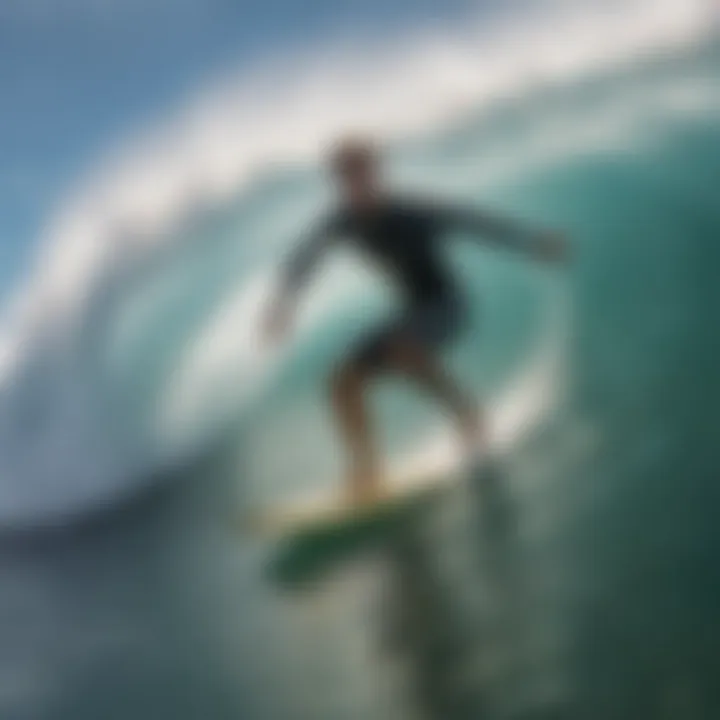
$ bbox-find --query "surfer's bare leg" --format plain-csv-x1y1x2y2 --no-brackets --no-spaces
330,362,382,503
329,333,481,505
387,338,485,453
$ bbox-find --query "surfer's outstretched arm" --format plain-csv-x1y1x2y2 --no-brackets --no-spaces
262,216,339,343
438,204,568,262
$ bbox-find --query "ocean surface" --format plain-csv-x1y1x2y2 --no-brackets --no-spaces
0,1,719,718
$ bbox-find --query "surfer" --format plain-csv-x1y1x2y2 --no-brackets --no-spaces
262,138,568,505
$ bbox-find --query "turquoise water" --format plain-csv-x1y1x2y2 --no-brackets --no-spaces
0,32,718,720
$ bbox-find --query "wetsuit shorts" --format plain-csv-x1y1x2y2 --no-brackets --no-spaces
351,293,467,371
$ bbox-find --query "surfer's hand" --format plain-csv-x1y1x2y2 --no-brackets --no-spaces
534,231,569,264
262,299,293,346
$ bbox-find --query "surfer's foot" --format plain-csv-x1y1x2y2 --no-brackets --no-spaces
346,467,385,508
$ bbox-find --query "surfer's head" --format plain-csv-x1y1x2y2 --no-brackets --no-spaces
328,136,382,209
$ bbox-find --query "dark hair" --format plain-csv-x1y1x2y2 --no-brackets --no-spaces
328,136,378,177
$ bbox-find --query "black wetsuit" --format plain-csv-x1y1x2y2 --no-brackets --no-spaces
282,196,536,368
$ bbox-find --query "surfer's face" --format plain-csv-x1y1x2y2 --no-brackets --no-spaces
332,147,382,210
340,164,379,208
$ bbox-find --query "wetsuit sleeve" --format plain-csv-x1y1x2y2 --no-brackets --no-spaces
433,203,543,253
279,212,342,298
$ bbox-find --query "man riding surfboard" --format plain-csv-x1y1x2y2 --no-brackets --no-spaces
262,138,568,505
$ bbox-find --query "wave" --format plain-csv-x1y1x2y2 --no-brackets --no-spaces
0,0,716,527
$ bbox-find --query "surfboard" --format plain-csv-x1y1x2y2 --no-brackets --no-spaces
248,461,460,537
249,458,470,588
